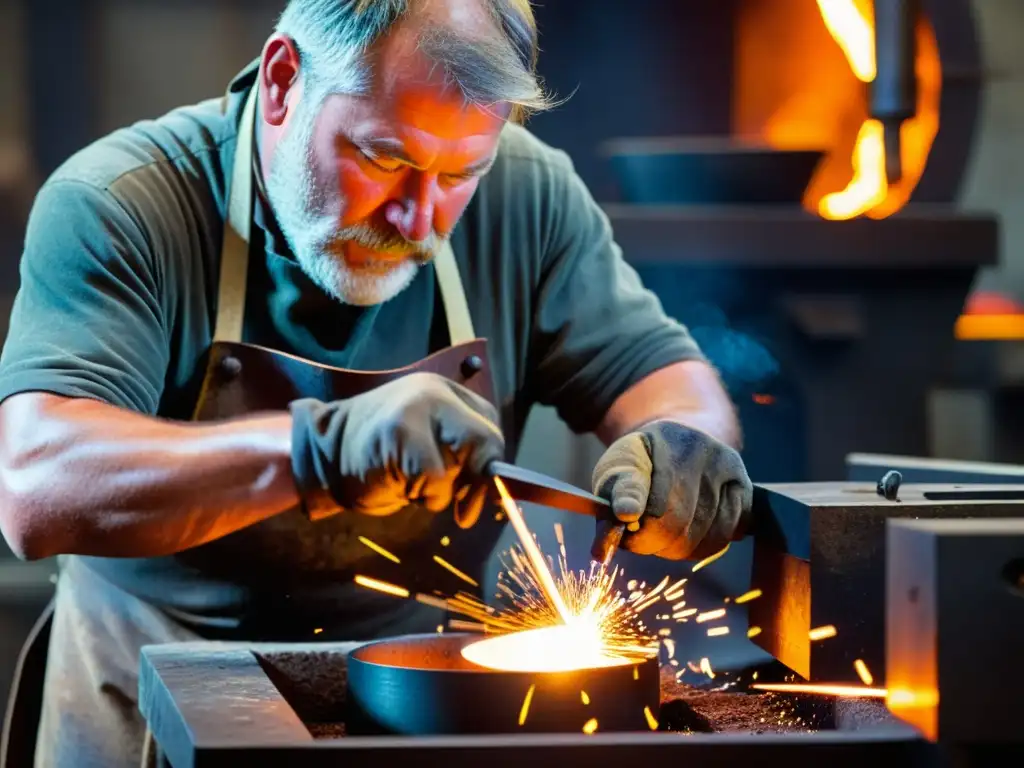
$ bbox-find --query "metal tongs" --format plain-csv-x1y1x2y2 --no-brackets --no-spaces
487,461,627,568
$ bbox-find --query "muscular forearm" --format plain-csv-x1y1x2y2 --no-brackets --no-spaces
596,360,742,450
0,393,297,560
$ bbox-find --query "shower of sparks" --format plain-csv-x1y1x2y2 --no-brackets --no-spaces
582,718,599,735
518,684,536,726
350,480,782,682
453,546,660,664
580,691,590,705
643,706,659,730
692,543,730,572
753,683,887,698
493,477,573,623
358,536,401,563
854,659,874,686
353,575,410,599
433,555,480,587
809,625,838,641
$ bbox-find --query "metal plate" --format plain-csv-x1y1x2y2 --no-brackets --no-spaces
886,518,1024,744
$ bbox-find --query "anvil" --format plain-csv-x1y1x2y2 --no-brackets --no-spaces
745,482,1024,682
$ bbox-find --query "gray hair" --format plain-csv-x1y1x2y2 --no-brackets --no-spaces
275,0,554,123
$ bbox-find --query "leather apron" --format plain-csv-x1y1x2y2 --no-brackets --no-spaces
2,85,499,768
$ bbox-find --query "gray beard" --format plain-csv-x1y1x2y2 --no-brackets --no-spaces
262,92,445,307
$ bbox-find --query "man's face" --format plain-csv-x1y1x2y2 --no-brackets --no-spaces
260,31,510,306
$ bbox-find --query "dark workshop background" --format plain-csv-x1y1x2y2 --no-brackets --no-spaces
1,0,1023,707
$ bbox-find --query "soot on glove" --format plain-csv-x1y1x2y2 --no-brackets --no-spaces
289,373,505,528
591,420,753,561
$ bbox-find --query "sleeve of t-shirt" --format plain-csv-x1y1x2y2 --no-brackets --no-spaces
527,155,707,435
0,179,169,414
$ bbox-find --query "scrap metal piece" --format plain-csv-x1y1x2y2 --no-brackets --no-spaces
886,518,1024,744
747,483,1024,681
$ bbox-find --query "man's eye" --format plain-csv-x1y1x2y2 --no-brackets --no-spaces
440,172,473,186
360,151,402,173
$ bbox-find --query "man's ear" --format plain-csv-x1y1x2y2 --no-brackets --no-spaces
259,34,302,127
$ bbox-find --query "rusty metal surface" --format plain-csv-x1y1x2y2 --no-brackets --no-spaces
747,483,1024,681
886,518,1024,745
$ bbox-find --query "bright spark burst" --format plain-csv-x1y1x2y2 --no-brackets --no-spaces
351,478,779,686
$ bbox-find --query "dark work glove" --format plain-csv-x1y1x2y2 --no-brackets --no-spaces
591,420,753,561
289,373,505,528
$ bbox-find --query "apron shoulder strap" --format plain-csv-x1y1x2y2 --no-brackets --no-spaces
214,86,476,347
433,240,476,345
214,86,257,344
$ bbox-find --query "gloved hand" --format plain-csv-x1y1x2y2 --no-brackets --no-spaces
591,420,753,561
289,373,505,528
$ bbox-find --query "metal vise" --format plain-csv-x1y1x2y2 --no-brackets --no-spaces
746,482,1024,682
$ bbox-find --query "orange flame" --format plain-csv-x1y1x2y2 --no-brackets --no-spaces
814,0,941,220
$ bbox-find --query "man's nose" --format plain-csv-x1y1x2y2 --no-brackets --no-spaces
385,172,437,243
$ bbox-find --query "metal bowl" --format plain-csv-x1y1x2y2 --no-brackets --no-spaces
346,633,660,735
601,136,825,206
